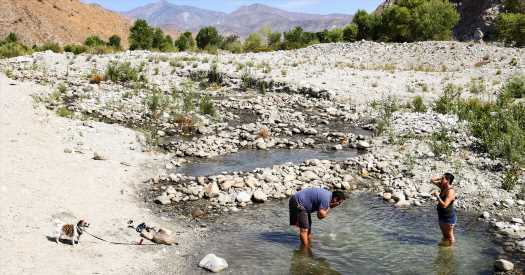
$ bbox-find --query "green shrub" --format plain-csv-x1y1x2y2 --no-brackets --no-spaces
0,42,32,58
64,44,88,54
129,19,154,50
502,168,520,191
56,106,73,118
502,75,525,99
36,42,62,53
430,128,454,157
4,32,18,43
145,88,170,119
84,36,106,47
496,13,525,47
243,32,266,52
435,77,525,164
326,28,344,43
199,94,216,116
411,96,427,113
151,28,175,52
175,32,195,51
343,24,359,42
410,0,459,41
371,96,400,136
503,0,525,13
353,10,378,40
207,63,223,84
468,77,486,94
433,84,462,114
240,68,257,91
352,0,459,42
266,31,282,50
196,26,222,50
282,27,318,50
105,62,139,83
108,35,122,49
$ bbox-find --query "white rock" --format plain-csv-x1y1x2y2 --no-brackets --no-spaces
252,190,268,203
392,191,406,202
154,194,171,205
482,211,490,219
342,174,354,182
300,171,318,181
383,192,392,200
93,151,107,160
256,142,267,150
511,218,524,224
205,182,220,198
199,254,228,273
236,191,251,203
356,141,370,149
494,259,514,272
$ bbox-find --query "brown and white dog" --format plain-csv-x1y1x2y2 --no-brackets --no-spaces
54,219,90,246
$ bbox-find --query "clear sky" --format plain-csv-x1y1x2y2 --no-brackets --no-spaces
82,0,383,15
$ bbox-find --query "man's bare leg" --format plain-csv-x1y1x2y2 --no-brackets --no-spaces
300,228,310,247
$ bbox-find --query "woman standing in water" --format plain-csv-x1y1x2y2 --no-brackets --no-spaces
431,173,456,246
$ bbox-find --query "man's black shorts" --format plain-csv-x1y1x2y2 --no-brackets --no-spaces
289,195,311,230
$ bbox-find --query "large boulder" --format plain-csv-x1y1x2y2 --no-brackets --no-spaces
205,182,220,198
199,254,228,273
154,194,171,205
252,190,268,203
236,191,251,203
494,259,514,272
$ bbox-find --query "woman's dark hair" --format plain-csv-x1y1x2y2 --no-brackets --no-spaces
443,173,454,184
332,190,346,201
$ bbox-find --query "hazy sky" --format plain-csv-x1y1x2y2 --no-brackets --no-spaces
82,0,383,15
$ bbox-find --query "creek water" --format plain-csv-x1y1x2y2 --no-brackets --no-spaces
176,149,358,177
192,193,500,275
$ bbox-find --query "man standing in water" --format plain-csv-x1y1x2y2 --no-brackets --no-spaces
431,173,457,247
289,188,346,247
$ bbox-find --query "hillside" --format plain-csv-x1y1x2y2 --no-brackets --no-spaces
0,0,131,46
124,1,353,37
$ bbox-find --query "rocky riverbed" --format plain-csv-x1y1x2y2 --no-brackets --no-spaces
2,41,524,273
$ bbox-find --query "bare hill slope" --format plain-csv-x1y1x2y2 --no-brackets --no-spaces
0,0,131,46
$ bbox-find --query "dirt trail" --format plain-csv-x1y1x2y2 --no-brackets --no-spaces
0,74,185,274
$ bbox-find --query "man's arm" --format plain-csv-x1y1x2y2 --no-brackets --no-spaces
437,189,455,208
317,208,328,219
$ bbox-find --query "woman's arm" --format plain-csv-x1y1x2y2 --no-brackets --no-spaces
431,176,442,186
437,189,455,208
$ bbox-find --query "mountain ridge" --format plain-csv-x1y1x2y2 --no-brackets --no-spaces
123,1,353,37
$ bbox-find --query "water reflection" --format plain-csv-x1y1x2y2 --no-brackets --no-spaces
290,247,341,275
433,247,458,275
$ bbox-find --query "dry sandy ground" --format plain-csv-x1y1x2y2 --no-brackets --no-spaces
0,73,187,274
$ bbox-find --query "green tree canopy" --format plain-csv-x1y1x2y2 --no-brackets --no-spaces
129,19,154,50
196,26,221,49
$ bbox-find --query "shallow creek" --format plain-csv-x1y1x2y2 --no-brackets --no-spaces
189,193,501,275
176,149,359,177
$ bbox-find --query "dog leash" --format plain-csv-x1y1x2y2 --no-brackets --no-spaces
82,229,165,246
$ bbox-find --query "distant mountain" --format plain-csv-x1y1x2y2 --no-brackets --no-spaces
0,0,131,46
123,1,353,37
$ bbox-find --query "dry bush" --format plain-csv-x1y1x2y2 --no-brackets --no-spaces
175,114,193,133
339,136,349,145
89,73,105,84
258,127,270,139
474,59,491,67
